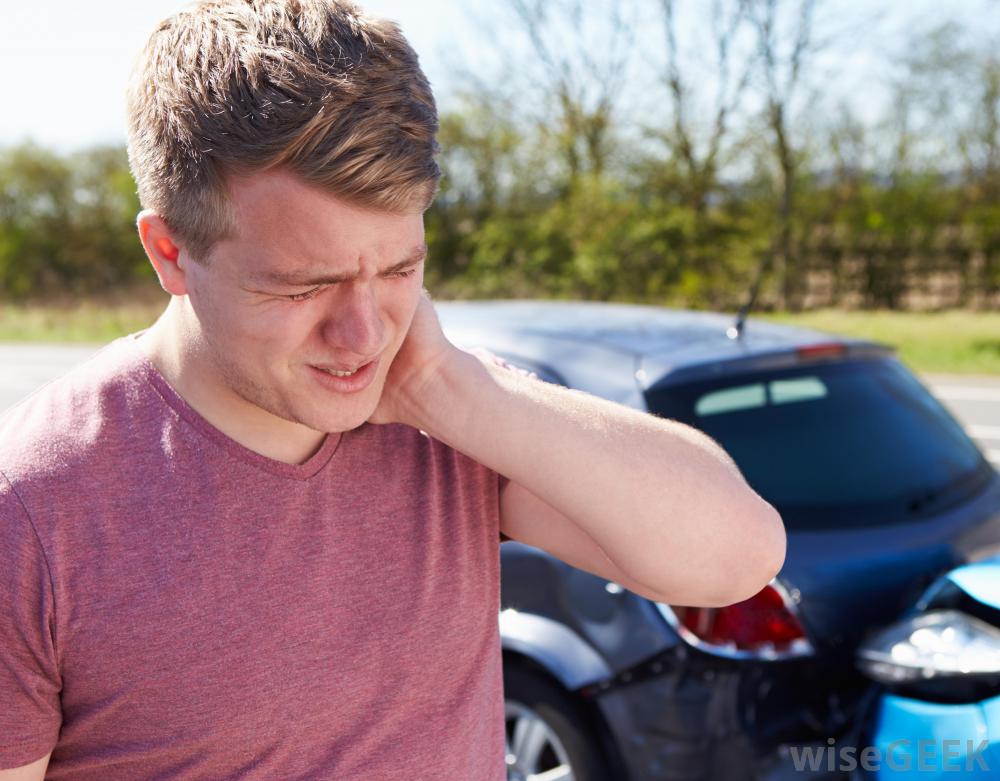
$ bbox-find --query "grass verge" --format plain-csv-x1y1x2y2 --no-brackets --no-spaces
756,309,1000,376
0,287,166,344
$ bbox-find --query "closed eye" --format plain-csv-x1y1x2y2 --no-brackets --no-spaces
282,267,418,301
386,267,418,279
285,286,325,302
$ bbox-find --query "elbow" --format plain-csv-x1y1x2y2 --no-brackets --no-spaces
696,499,787,608
731,499,787,604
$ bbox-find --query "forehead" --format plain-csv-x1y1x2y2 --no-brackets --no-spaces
221,169,425,271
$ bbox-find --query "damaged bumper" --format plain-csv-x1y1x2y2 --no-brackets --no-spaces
581,648,866,781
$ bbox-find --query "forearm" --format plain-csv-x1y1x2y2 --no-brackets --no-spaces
399,349,786,603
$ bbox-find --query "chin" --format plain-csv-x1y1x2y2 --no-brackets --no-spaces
314,413,372,434
297,399,380,434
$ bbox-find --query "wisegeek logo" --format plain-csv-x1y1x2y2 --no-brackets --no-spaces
788,738,990,773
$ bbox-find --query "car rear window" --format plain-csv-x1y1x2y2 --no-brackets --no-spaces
645,357,994,530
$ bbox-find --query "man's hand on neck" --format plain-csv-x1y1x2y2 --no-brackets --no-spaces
366,290,465,429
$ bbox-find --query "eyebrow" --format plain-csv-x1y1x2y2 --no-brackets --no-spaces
256,244,427,287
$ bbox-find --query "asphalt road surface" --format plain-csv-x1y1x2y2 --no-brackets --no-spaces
1,343,999,468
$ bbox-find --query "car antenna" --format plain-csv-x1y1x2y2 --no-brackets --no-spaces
727,250,771,341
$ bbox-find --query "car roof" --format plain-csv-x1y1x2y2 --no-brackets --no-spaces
436,300,896,396
435,299,888,361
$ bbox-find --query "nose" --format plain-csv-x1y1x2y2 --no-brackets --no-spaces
319,282,385,361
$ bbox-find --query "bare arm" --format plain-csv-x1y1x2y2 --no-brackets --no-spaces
397,347,786,608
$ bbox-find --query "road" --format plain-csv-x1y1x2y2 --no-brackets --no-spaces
1,343,999,468
913,374,1000,467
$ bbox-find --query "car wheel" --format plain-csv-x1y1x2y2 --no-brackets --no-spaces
503,664,614,781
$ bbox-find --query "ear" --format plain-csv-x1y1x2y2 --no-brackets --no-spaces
136,210,189,296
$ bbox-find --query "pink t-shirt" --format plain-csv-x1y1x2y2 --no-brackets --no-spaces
0,333,508,780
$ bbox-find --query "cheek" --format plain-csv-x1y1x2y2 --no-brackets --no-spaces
352,280,420,342
383,298,417,347
187,277,249,337
392,275,424,322
186,275,309,365
233,295,309,333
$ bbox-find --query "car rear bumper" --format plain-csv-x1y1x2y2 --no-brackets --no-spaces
587,651,865,781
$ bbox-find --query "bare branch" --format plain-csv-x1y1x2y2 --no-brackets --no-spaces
786,0,816,95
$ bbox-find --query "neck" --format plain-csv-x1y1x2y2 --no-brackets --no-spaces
139,298,330,465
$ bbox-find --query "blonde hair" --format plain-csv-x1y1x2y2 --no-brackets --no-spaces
126,0,440,260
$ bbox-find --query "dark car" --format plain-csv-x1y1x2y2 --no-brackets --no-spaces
436,300,1000,781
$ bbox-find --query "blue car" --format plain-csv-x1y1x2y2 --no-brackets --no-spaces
855,556,1000,779
435,300,1000,781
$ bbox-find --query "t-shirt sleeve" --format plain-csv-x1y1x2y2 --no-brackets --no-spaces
0,473,62,768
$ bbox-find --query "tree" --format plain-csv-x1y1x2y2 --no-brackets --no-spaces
654,0,755,214
459,0,637,193
0,144,144,299
743,0,820,312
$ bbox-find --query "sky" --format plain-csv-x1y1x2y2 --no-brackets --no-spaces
0,0,483,151
0,0,994,153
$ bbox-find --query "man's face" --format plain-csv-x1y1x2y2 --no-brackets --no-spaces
180,169,426,434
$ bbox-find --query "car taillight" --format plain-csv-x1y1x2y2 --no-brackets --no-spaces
796,342,847,360
659,582,815,660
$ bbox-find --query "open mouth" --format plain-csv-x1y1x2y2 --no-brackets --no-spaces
308,357,380,392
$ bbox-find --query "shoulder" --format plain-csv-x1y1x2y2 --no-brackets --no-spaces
0,335,156,491
342,424,504,540
347,422,504,490
350,421,492,467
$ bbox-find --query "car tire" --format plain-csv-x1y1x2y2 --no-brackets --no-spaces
503,663,615,781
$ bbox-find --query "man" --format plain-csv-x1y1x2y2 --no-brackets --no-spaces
0,1,785,778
